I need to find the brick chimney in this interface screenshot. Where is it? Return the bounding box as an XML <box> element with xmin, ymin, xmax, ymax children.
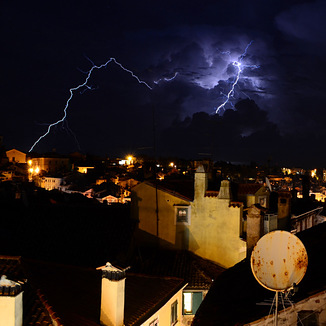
<box><xmin>99</xmin><ymin>263</ymin><xmax>126</xmax><ymax>326</ymax></box>
<box><xmin>0</xmin><ymin>275</ymin><xmax>23</xmax><ymax>326</ymax></box>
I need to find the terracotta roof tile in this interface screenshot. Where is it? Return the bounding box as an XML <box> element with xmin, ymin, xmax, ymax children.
<box><xmin>205</xmin><ymin>190</ymin><xmax>219</xmax><ymax>197</ymax></box>
<box><xmin>22</xmin><ymin>259</ymin><xmax>186</xmax><ymax>326</ymax></box>
<box><xmin>237</xmin><ymin>183</ymin><xmax>264</xmax><ymax>195</ymax></box>
<box><xmin>124</xmin><ymin>274</ymin><xmax>185</xmax><ymax>325</ymax></box>
<box><xmin>131</xmin><ymin>250</ymin><xmax>225</xmax><ymax>290</ymax></box>
<box><xmin>0</xmin><ymin>256</ymin><xmax>55</xmax><ymax>326</ymax></box>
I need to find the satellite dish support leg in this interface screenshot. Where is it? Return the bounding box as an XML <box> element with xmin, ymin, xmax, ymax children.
<box><xmin>275</xmin><ymin>291</ymin><xmax>279</xmax><ymax>326</ymax></box>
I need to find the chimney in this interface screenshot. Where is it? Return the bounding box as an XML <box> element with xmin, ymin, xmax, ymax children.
<box><xmin>218</xmin><ymin>180</ymin><xmax>232</xmax><ymax>200</ymax></box>
<box><xmin>246</xmin><ymin>204</ymin><xmax>265</xmax><ymax>256</ymax></box>
<box><xmin>194</xmin><ymin>165</ymin><xmax>208</xmax><ymax>199</ymax></box>
<box><xmin>0</xmin><ymin>275</ymin><xmax>23</xmax><ymax>326</ymax></box>
<box><xmin>277</xmin><ymin>191</ymin><xmax>291</xmax><ymax>230</ymax></box>
<box><xmin>99</xmin><ymin>263</ymin><xmax>126</xmax><ymax>326</ymax></box>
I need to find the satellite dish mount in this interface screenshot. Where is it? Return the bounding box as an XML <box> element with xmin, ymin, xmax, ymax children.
<box><xmin>250</xmin><ymin>231</ymin><xmax>308</xmax><ymax>325</ymax></box>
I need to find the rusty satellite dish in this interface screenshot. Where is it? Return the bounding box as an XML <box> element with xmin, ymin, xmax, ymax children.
<box><xmin>251</xmin><ymin>230</ymin><xmax>308</xmax><ymax>292</ymax></box>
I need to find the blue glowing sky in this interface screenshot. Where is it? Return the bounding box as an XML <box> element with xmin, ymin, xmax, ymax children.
<box><xmin>1</xmin><ymin>0</ymin><xmax>326</xmax><ymax>166</ymax></box>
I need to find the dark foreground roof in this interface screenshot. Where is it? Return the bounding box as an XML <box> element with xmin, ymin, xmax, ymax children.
<box><xmin>193</xmin><ymin>222</ymin><xmax>326</xmax><ymax>326</ymax></box>
<box><xmin>144</xmin><ymin>179</ymin><xmax>194</xmax><ymax>201</ymax></box>
<box><xmin>23</xmin><ymin>259</ymin><xmax>185</xmax><ymax>326</ymax></box>
<box><xmin>142</xmin><ymin>180</ymin><xmax>265</xmax><ymax>203</ymax></box>
<box><xmin>0</xmin><ymin>256</ymin><xmax>55</xmax><ymax>326</ymax></box>
<box><xmin>130</xmin><ymin>249</ymin><xmax>225</xmax><ymax>290</ymax></box>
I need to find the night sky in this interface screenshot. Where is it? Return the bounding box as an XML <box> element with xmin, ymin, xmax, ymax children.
<box><xmin>2</xmin><ymin>0</ymin><xmax>326</xmax><ymax>167</ymax></box>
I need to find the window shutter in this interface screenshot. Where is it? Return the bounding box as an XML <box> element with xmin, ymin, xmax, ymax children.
<box><xmin>192</xmin><ymin>292</ymin><xmax>203</xmax><ymax>314</ymax></box>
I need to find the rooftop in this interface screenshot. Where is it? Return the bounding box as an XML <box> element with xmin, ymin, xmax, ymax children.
<box><xmin>23</xmin><ymin>259</ymin><xmax>186</xmax><ymax>326</ymax></box>
<box><xmin>0</xmin><ymin>256</ymin><xmax>55</xmax><ymax>326</ymax></box>
<box><xmin>130</xmin><ymin>249</ymin><xmax>225</xmax><ymax>290</ymax></box>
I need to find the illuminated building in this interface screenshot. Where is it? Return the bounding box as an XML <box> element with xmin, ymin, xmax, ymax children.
<box><xmin>131</xmin><ymin>165</ymin><xmax>270</xmax><ymax>268</ymax></box>
<box><xmin>28</xmin><ymin>153</ymin><xmax>70</xmax><ymax>174</ymax></box>
<box><xmin>5</xmin><ymin>149</ymin><xmax>27</xmax><ymax>163</ymax></box>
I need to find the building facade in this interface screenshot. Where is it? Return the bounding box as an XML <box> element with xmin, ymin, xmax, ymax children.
<box><xmin>131</xmin><ymin>166</ymin><xmax>265</xmax><ymax>268</ymax></box>
<box><xmin>6</xmin><ymin>149</ymin><xmax>26</xmax><ymax>163</ymax></box>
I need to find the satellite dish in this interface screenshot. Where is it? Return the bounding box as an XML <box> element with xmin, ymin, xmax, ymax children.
<box><xmin>251</xmin><ymin>230</ymin><xmax>308</xmax><ymax>292</ymax></box>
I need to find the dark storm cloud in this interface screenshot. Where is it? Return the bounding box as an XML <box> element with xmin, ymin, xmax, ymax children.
<box><xmin>124</xmin><ymin>25</ymin><xmax>277</xmax><ymax>118</ymax></box>
<box><xmin>270</xmin><ymin>0</ymin><xmax>326</xmax><ymax>137</ymax></box>
<box><xmin>1</xmin><ymin>0</ymin><xmax>326</xmax><ymax>167</ymax></box>
<box><xmin>159</xmin><ymin>99</ymin><xmax>282</xmax><ymax>162</ymax></box>
<box><xmin>275</xmin><ymin>1</ymin><xmax>326</xmax><ymax>48</ymax></box>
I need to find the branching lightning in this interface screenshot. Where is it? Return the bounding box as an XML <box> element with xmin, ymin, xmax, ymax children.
<box><xmin>29</xmin><ymin>41</ymin><xmax>259</xmax><ymax>151</ymax></box>
<box><xmin>154</xmin><ymin>72</ymin><xmax>179</xmax><ymax>85</ymax></box>
<box><xmin>29</xmin><ymin>58</ymin><xmax>153</xmax><ymax>152</ymax></box>
<box><xmin>215</xmin><ymin>41</ymin><xmax>259</xmax><ymax>115</ymax></box>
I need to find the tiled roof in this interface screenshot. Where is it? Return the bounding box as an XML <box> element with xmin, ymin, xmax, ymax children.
<box><xmin>205</xmin><ymin>190</ymin><xmax>219</xmax><ymax>197</ymax></box>
<box><xmin>23</xmin><ymin>259</ymin><xmax>101</xmax><ymax>326</ymax></box>
<box><xmin>144</xmin><ymin>180</ymin><xmax>265</xmax><ymax>202</ymax></box>
<box><xmin>22</xmin><ymin>259</ymin><xmax>186</xmax><ymax>326</ymax></box>
<box><xmin>124</xmin><ymin>274</ymin><xmax>185</xmax><ymax>325</ymax></box>
<box><xmin>229</xmin><ymin>201</ymin><xmax>243</xmax><ymax>208</ymax></box>
<box><xmin>0</xmin><ymin>256</ymin><xmax>55</xmax><ymax>326</ymax></box>
<box><xmin>130</xmin><ymin>249</ymin><xmax>225</xmax><ymax>290</ymax></box>
<box><xmin>237</xmin><ymin>183</ymin><xmax>264</xmax><ymax>195</ymax></box>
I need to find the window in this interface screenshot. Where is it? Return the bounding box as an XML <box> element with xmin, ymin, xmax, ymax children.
<box><xmin>280</xmin><ymin>198</ymin><xmax>287</xmax><ymax>204</ymax></box>
<box><xmin>183</xmin><ymin>292</ymin><xmax>203</xmax><ymax>315</ymax></box>
<box><xmin>149</xmin><ymin>318</ymin><xmax>158</xmax><ymax>326</ymax></box>
<box><xmin>175</xmin><ymin>206</ymin><xmax>191</xmax><ymax>225</ymax></box>
<box><xmin>258</xmin><ymin>196</ymin><xmax>267</xmax><ymax>207</ymax></box>
<box><xmin>171</xmin><ymin>300</ymin><xmax>178</xmax><ymax>325</ymax></box>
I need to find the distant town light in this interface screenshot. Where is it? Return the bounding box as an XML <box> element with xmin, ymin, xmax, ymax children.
<box><xmin>311</xmin><ymin>169</ymin><xmax>317</xmax><ymax>178</ymax></box>
<box><xmin>126</xmin><ymin>155</ymin><xmax>134</xmax><ymax>165</ymax></box>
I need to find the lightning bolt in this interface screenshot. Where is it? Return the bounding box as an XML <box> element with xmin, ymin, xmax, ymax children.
<box><xmin>29</xmin><ymin>41</ymin><xmax>257</xmax><ymax>151</ymax></box>
<box><xmin>215</xmin><ymin>41</ymin><xmax>259</xmax><ymax>115</ymax></box>
<box><xmin>29</xmin><ymin>58</ymin><xmax>153</xmax><ymax>152</ymax></box>
<box><xmin>154</xmin><ymin>72</ymin><xmax>179</xmax><ymax>85</ymax></box>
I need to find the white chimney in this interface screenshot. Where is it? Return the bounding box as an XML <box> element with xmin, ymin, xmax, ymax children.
<box><xmin>99</xmin><ymin>263</ymin><xmax>126</xmax><ymax>326</ymax></box>
<box><xmin>0</xmin><ymin>275</ymin><xmax>23</xmax><ymax>326</ymax></box>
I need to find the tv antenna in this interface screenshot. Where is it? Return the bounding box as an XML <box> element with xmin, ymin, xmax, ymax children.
<box><xmin>250</xmin><ymin>230</ymin><xmax>308</xmax><ymax>325</ymax></box>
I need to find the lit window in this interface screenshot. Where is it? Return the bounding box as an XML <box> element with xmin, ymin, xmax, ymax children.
<box><xmin>183</xmin><ymin>292</ymin><xmax>202</xmax><ymax>315</ymax></box>
<box><xmin>183</xmin><ymin>293</ymin><xmax>192</xmax><ymax>313</ymax></box>
<box><xmin>175</xmin><ymin>206</ymin><xmax>190</xmax><ymax>225</ymax></box>
<box><xmin>258</xmin><ymin>196</ymin><xmax>266</xmax><ymax>207</ymax></box>
<box><xmin>171</xmin><ymin>300</ymin><xmax>178</xmax><ymax>325</ymax></box>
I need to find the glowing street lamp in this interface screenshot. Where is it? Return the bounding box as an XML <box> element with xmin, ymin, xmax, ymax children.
<box><xmin>126</xmin><ymin>155</ymin><xmax>134</xmax><ymax>165</ymax></box>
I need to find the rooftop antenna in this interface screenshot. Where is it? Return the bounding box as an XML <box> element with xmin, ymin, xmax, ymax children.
<box><xmin>250</xmin><ymin>230</ymin><xmax>308</xmax><ymax>326</ymax></box>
